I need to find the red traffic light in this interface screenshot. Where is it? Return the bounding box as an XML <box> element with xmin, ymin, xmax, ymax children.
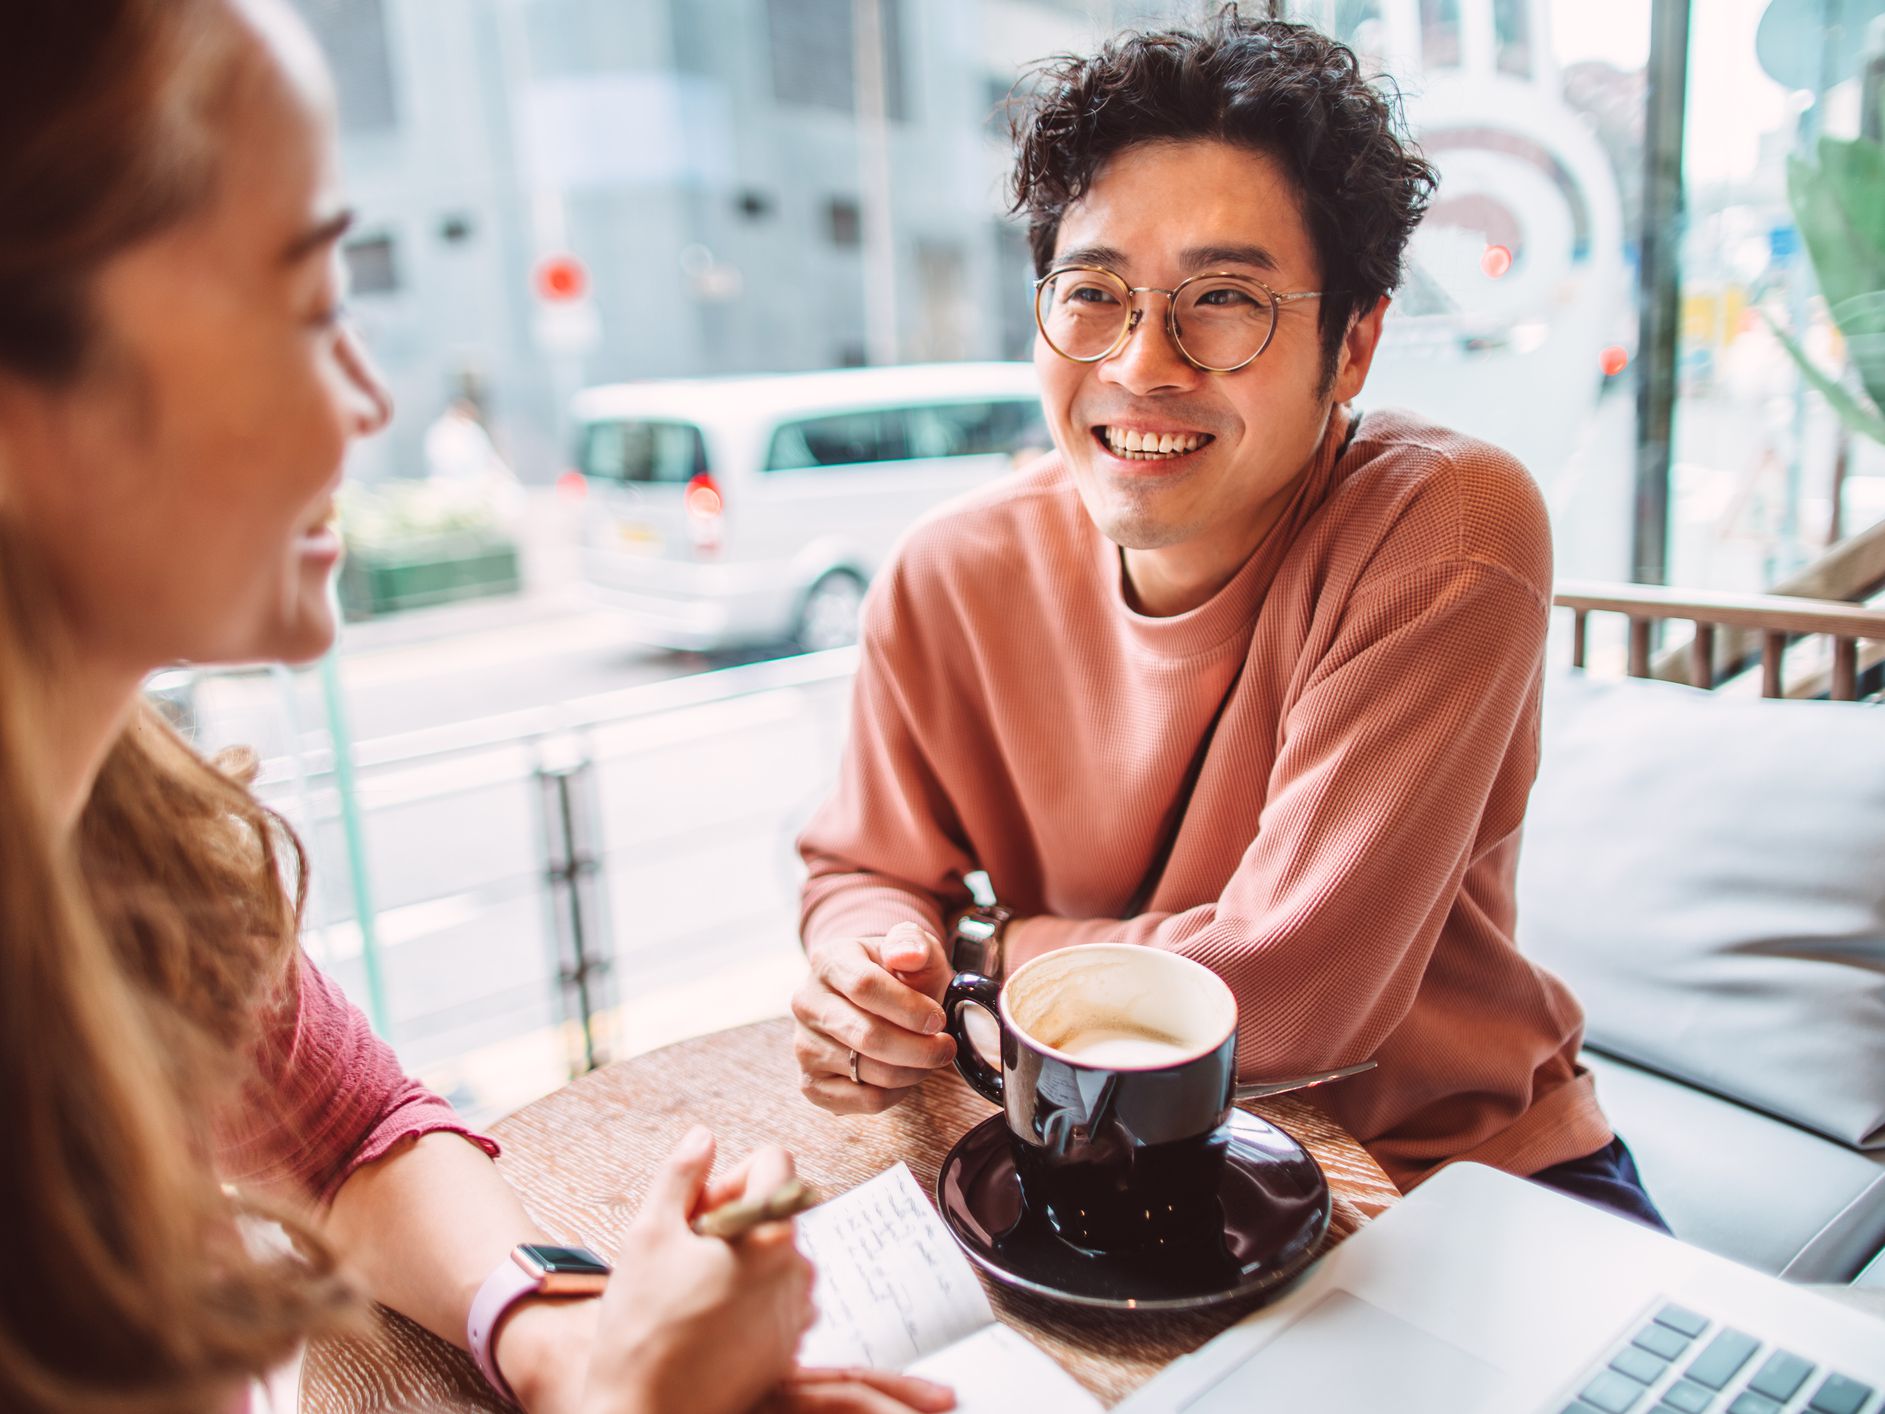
<box><xmin>534</xmin><ymin>254</ymin><xmax>589</xmax><ymax>302</ymax></box>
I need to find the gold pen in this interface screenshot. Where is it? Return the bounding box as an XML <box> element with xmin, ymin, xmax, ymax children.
<box><xmin>690</xmin><ymin>1177</ymin><xmax>820</xmax><ymax>1239</ymax></box>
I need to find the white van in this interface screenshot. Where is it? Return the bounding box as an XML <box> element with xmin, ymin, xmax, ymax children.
<box><xmin>573</xmin><ymin>362</ymin><xmax>1048</xmax><ymax>652</ymax></box>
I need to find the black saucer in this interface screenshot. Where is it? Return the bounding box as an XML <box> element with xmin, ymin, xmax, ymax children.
<box><xmin>935</xmin><ymin>1108</ymin><xmax>1330</xmax><ymax>1312</ymax></box>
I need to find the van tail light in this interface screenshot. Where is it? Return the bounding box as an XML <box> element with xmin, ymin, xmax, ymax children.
<box><xmin>685</xmin><ymin>472</ymin><xmax>724</xmax><ymax>555</ymax></box>
<box><xmin>556</xmin><ymin>469</ymin><xmax>588</xmax><ymax>500</ymax></box>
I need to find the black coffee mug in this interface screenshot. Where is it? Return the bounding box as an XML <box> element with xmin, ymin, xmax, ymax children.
<box><xmin>944</xmin><ymin>944</ymin><xmax>1239</xmax><ymax>1254</ymax></box>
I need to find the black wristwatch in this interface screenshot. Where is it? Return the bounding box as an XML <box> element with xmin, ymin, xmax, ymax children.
<box><xmin>950</xmin><ymin>902</ymin><xmax>1014</xmax><ymax>981</ymax></box>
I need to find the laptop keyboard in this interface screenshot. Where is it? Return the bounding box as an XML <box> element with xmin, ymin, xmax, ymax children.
<box><xmin>1559</xmin><ymin>1302</ymin><xmax>1878</xmax><ymax>1414</ymax></box>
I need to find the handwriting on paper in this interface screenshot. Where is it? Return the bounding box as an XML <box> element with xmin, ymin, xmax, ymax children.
<box><xmin>793</xmin><ymin>1163</ymin><xmax>995</xmax><ymax>1370</ymax></box>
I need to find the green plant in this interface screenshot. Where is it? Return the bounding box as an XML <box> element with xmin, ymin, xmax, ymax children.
<box><xmin>1770</xmin><ymin>92</ymin><xmax>1885</xmax><ymax>445</ymax></box>
<box><xmin>336</xmin><ymin>480</ymin><xmax>510</xmax><ymax>551</ymax></box>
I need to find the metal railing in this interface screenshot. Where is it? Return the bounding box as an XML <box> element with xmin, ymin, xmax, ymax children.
<box><xmin>245</xmin><ymin>649</ymin><xmax>860</xmax><ymax>1113</ymax></box>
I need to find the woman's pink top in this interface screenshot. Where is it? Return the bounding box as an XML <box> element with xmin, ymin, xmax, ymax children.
<box><xmin>217</xmin><ymin>950</ymin><xmax>498</xmax><ymax>1201</ymax></box>
<box><xmin>224</xmin><ymin>952</ymin><xmax>499</xmax><ymax>1412</ymax></box>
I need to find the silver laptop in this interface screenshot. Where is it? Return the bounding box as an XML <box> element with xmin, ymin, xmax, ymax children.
<box><xmin>1117</xmin><ymin>1163</ymin><xmax>1885</xmax><ymax>1414</ymax></box>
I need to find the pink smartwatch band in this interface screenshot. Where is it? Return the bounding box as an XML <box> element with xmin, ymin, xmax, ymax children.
<box><xmin>466</xmin><ymin>1257</ymin><xmax>539</xmax><ymax>1406</ymax></box>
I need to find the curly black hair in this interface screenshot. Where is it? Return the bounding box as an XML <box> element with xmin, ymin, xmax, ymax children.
<box><xmin>1009</xmin><ymin>5</ymin><xmax>1437</xmax><ymax>383</ymax></box>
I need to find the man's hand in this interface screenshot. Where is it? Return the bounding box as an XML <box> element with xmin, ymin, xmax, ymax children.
<box><xmin>793</xmin><ymin>922</ymin><xmax>958</xmax><ymax>1115</ymax></box>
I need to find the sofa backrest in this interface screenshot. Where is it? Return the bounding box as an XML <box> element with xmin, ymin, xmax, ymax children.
<box><xmin>1517</xmin><ymin>667</ymin><xmax>1885</xmax><ymax>1151</ymax></box>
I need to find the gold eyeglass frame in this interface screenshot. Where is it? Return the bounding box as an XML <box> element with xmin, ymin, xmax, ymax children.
<box><xmin>1032</xmin><ymin>265</ymin><xmax>1332</xmax><ymax>374</ymax></box>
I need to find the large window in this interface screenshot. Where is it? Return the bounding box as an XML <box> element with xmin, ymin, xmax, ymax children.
<box><xmin>1664</xmin><ymin>0</ymin><xmax>1885</xmax><ymax>592</ymax></box>
<box><xmin>226</xmin><ymin>0</ymin><xmax>1883</xmax><ymax>1122</ymax></box>
<box><xmin>1297</xmin><ymin>0</ymin><xmax>1650</xmax><ymax>582</ymax></box>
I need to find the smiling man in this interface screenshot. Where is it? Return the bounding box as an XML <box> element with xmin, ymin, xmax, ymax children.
<box><xmin>791</xmin><ymin>12</ymin><xmax>1664</xmax><ymax>1223</ymax></box>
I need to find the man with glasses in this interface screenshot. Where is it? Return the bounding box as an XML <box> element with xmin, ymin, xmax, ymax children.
<box><xmin>791</xmin><ymin>11</ymin><xmax>1664</xmax><ymax>1224</ymax></box>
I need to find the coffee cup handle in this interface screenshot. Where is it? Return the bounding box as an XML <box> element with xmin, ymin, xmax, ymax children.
<box><xmin>943</xmin><ymin>972</ymin><xmax>1004</xmax><ymax>1106</ymax></box>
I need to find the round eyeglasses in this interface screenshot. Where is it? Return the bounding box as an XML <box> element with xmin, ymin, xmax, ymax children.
<box><xmin>1032</xmin><ymin>265</ymin><xmax>1331</xmax><ymax>374</ymax></box>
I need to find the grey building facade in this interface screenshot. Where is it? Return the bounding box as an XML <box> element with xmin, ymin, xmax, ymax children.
<box><xmin>290</xmin><ymin>0</ymin><xmax>1178</xmax><ymax>483</ymax></box>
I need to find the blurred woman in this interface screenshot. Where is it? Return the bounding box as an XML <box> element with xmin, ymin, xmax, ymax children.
<box><xmin>0</xmin><ymin>4</ymin><xmax>950</xmax><ymax>1411</ymax></box>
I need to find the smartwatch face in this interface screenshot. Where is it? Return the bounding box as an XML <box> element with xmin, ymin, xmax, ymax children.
<box><xmin>515</xmin><ymin>1244</ymin><xmax>611</xmax><ymax>1279</ymax></box>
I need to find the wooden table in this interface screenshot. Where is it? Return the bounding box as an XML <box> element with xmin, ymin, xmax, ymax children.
<box><xmin>301</xmin><ymin>1017</ymin><xmax>1399</xmax><ymax>1411</ymax></box>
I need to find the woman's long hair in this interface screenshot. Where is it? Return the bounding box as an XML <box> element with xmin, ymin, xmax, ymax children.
<box><xmin>0</xmin><ymin>3</ymin><xmax>358</xmax><ymax>1408</ymax></box>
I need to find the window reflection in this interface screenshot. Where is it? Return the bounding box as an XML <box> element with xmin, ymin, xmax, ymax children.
<box><xmin>1296</xmin><ymin>0</ymin><xmax>1639</xmax><ymax>582</ymax></box>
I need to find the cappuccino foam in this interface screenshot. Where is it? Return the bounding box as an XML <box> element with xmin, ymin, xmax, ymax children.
<box><xmin>1055</xmin><ymin>1027</ymin><xmax>1194</xmax><ymax>1068</ymax></box>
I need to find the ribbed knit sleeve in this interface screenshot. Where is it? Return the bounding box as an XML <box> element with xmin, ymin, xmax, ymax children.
<box><xmin>799</xmin><ymin>562</ymin><xmax>968</xmax><ymax>950</ymax></box>
<box><xmin>1014</xmin><ymin>556</ymin><xmax>1551</xmax><ymax>1078</ymax></box>
<box><xmin>216</xmin><ymin>953</ymin><xmax>499</xmax><ymax>1206</ymax></box>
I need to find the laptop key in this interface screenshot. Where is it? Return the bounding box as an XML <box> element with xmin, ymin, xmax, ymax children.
<box><xmin>1635</xmin><ymin>1323</ymin><xmax>1694</xmax><ymax>1361</ymax></box>
<box><xmin>1654</xmin><ymin>1304</ymin><xmax>1711</xmax><ymax>1339</ymax></box>
<box><xmin>1683</xmin><ymin>1330</ymin><xmax>1760</xmax><ymax>1390</ymax></box>
<box><xmin>1660</xmin><ymin>1380</ymin><xmax>1716</xmax><ymax>1413</ymax></box>
<box><xmin>1582</xmin><ymin>1369</ymin><xmax>1650</xmax><ymax>1414</ymax></box>
<box><xmin>1726</xmin><ymin>1393</ymin><xmax>1782</xmax><ymax>1414</ymax></box>
<box><xmin>1808</xmin><ymin>1374</ymin><xmax>1876</xmax><ymax>1414</ymax></box>
<box><xmin>1613</xmin><ymin>1346</ymin><xmax>1673</xmax><ymax>1385</ymax></box>
<box><xmin>1746</xmin><ymin>1351</ymin><xmax>1815</xmax><ymax>1404</ymax></box>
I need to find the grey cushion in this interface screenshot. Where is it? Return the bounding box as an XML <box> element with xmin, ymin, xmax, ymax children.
<box><xmin>1518</xmin><ymin>670</ymin><xmax>1885</xmax><ymax>1150</ymax></box>
<box><xmin>1584</xmin><ymin>1051</ymin><xmax>1885</xmax><ymax>1281</ymax></box>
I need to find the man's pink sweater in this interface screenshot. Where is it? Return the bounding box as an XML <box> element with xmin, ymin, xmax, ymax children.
<box><xmin>799</xmin><ymin>406</ymin><xmax>1612</xmax><ymax>1191</ymax></box>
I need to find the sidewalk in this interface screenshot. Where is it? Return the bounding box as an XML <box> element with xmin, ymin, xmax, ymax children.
<box><xmin>337</xmin><ymin>581</ymin><xmax>593</xmax><ymax>657</ymax></box>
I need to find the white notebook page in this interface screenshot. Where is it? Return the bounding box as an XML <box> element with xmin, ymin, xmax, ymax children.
<box><xmin>792</xmin><ymin>1163</ymin><xmax>1101</xmax><ymax>1413</ymax></box>
<box><xmin>794</xmin><ymin>1163</ymin><xmax>994</xmax><ymax>1369</ymax></box>
<box><xmin>907</xmin><ymin>1324</ymin><xmax>1104</xmax><ymax>1414</ymax></box>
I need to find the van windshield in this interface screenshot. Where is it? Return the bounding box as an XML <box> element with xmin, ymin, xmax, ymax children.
<box><xmin>580</xmin><ymin>419</ymin><xmax>707</xmax><ymax>484</ymax></box>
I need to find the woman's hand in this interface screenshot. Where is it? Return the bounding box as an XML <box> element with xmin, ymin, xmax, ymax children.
<box><xmin>765</xmin><ymin>1368</ymin><xmax>957</xmax><ymax>1412</ymax></box>
<box><xmin>495</xmin><ymin>1133</ymin><xmax>957</xmax><ymax>1414</ymax></box>
<box><xmin>576</xmin><ymin>1127</ymin><xmax>816</xmax><ymax>1414</ymax></box>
